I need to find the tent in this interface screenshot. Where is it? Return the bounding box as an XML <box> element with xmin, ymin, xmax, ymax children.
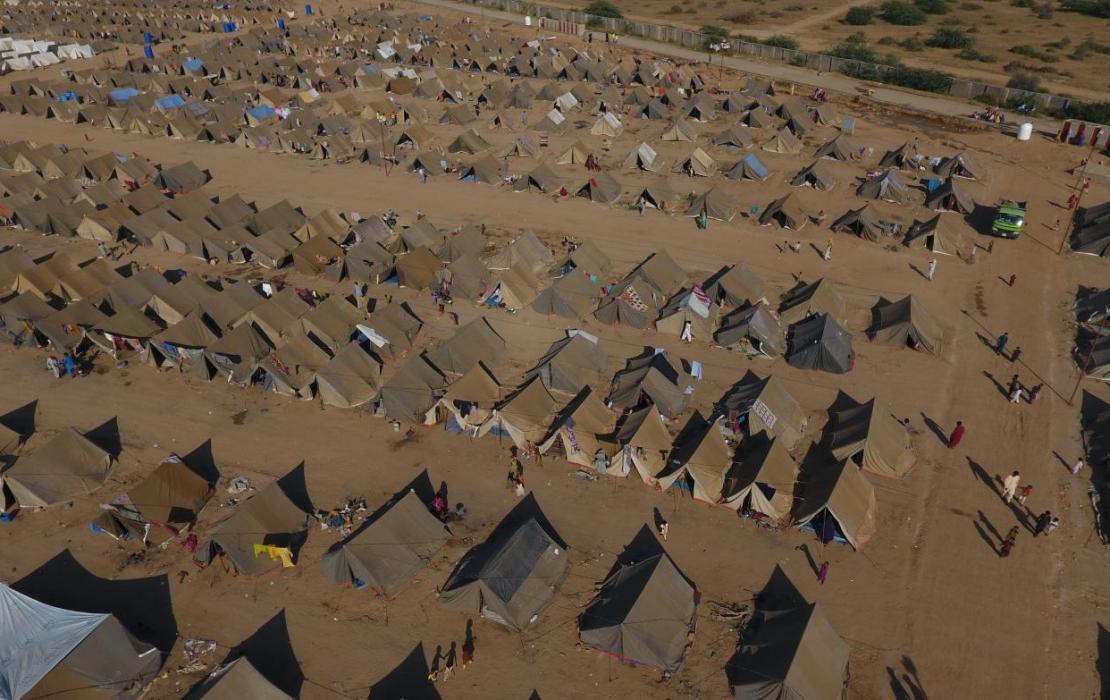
<box><xmin>204</xmin><ymin>324</ymin><xmax>270</xmax><ymax>384</ymax></box>
<box><xmin>458</xmin><ymin>155</ymin><xmax>504</xmax><ymax>184</ymax></box>
<box><xmin>857</xmin><ymin>169</ymin><xmax>912</xmax><ymax>204</ymax></box>
<box><xmin>484</xmin><ymin>231</ymin><xmax>554</xmax><ymax>274</ymax></box>
<box><xmin>703</xmin><ymin>264</ymin><xmax>766</xmax><ymax>307</ymax></box>
<box><xmin>447</xmin><ymin>129</ymin><xmax>491</xmax><ymax>155</ymax></box>
<box><xmin>713</xmin><ymin>125</ymin><xmax>756</xmax><ymax>149</ymax></box>
<box><xmin>186</xmin><ymin>657</ymin><xmax>292</xmax><ymax>700</ymax></box>
<box><xmin>721</xmin><ymin>434</ymin><xmax>798</xmax><ymax>523</ymax></box>
<box><xmin>724</xmin><ymin>153</ymin><xmax>769</xmax><ymax>182</ymax></box>
<box><xmin>590</xmin><ymin>112</ymin><xmax>622</xmax><ymax>137</ymax></box>
<box><xmin>357</xmin><ymin>303</ymin><xmax>423</xmax><ymax>360</ymax></box>
<box><xmin>714</xmin><ymin>303</ymin><xmax>787</xmax><ymax>358</ymax></box>
<box><xmin>436</xmin><ymin>362</ymin><xmax>504</xmax><ymax>432</ymax></box>
<box><xmin>656</xmin><ymin>287</ymin><xmax>716</xmax><ymax>340</ymax></box>
<box><xmin>1072</xmin><ymin>202</ymin><xmax>1110</xmax><ymax>257</ymax></box>
<box><xmin>576</xmin><ymin>171</ymin><xmax>622</xmax><ymax>204</ymax></box>
<box><xmin>622</xmin><ymin>142</ymin><xmax>664</xmax><ymax>172</ymax></box>
<box><xmin>426</xmin><ymin>317</ymin><xmax>507</xmax><ymax>375</ymax></box>
<box><xmin>554</xmin><ymin>140</ymin><xmax>593</xmax><ymax>166</ymax></box>
<box><xmin>905</xmin><ymin>215</ymin><xmax>969</xmax><ymax>257</ymax></box>
<box><xmin>924</xmin><ymin>178</ymin><xmax>975</xmax><ymax>214</ymax></box>
<box><xmin>778</xmin><ymin>279</ymin><xmax>845</xmax><ymax>325</ymax></box>
<box><xmin>253</xmin><ymin>332</ymin><xmax>332</xmax><ymax>399</ymax></box>
<box><xmin>684</xmin><ymin>187</ymin><xmax>737</xmax><ymax>222</ymax></box>
<box><xmin>934</xmin><ymin>150</ymin><xmax>984</xmax><ymax>180</ymax></box>
<box><xmin>762</xmin><ymin>129</ymin><xmax>803</xmax><ymax>155</ymax></box>
<box><xmin>481</xmin><ymin>376</ymin><xmax>560</xmax><ymax>448</ymax></box>
<box><xmin>439</xmin><ymin>495</ymin><xmax>568</xmax><ymax>630</ymax></box>
<box><xmin>608</xmin><ymin>352</ymin><xmax>692</xmax><ymax>419</ymax></box>
<box><xmin>596</xmin><ymin>278</ymin><xmax>665</xmax><ymax>329</ymax></box>
<box><xmin>787</xmin><ymin>314</ymin><xmax>854</xmax><ymax>374</ymax></box>
<box><xmin>870</xmin><ymin>296</ymin><xmax>943</xmax><ymax>354</ymax></box>
<box><xmin>1074</xmin><ymin>286</ymin><xmax>1110</xmax><ymax>327</ymax></box>
<box><xmin>377</xmin><ymin>357</ymin><xmax>446</xmax><ymax>424</ymax></box>
<box><xmin>661</xmin><ymin>119</ymin><xmax>699</xmax><ymax>142</ymax></box>
<box><xmin>533</xmin><ymin>272</ymin><xmax>600</xmax><ymax>320</ymax></box>
<box><xmin>0</xmin><ymin>583</ymin><xmax>162</xmax><ymax>700</ymax></box>
<box><xmin>830</xmin><ymin>203</ymin><xmax>909</xmax><ymax>242</ymax></box>
<box><xmin>729</xmin><ymin>601</ymin><xmax>849</xmax><ymax>700</ymax></box>
<box><xmin>323</xmin><ymin>490</ymin><xmax>450</xmax><ymax>597</ymax></box>
<box><xmin>297</xmin><ymin>295</ymin><xmax>361</xmax><ymax>354</ymax></box>
<box><xmin>526</xmin><ymin>332</ymin><xmax>609</xmax><ymax>395</ymax></box>
<box><xmin>314</xmin><ymin>341</ymin><xmax>382</xmax><ymax>408</ymax></box>
<box><xmin>559</xmin><ymin>240</ymin><xmax>612</xmax><ymax>278</ymax></box>
<box><xmin>154</xmin><ymin>161</ymin><xmax>208</xmax><ymax>193</ymax></box>
<box><xmin>394</xmin><ymin>247</ymin><xmax>445</xmax><ymax>289</ymax></box>
<box><xmin>716</xmin><ymin>372</ymin><xmax>807</xmax><ymax>450</ymax></box>
<box><xmin>578</xmin><ymin>531</ymin><xmax>697</xmax><ymax>673</ymax></box>
<box><xmin>880</xmin><ymin>142</ymin><xmax>924</xmax><ymax>170</ymax></box>
<box><xmin>610</xmin><ymin>405</ymin><xmax>673</xmax><ymax>483</ymax></box>
<box><xmin>657</xmin><ymin>413</ymin><xmax>733</xmax><ymax>504</ymax></box>
<box><xmin>825</xmin><ymin>396</ymin><xmax>916</xmax><ymax>478</ymax></box>
<box><xmin>790</xmin><ymin>161</ymin><xmax>837</xmax><ymax>191</ymax></box>
<box><xmin>626</xmin><ymin>250</ymin><xmax>687</xmax><ymax>297</ymax></box>
<box><xmin>440</xmin><ymin>254</ymin><xmax>492</xmax><ymax>300</ymax></box>
<box><xmin>539</xmin><ymin>386</ymin><xmax>617</xmax><ymax>468</ymax></box>
<box><xmin>94</xmin><ymin>453</ymin><xmax>213</xmax><ymax>540</ymax></box>
<box><xmin>759</xmin><ymin>194</ymin><xmax>810</xmax><ymax>230</ymax></box>
<box><xmin>676</xmin><ymin>147</ymin><xmax>717</xmax><ymax>177</ymax></box>
<box><xmin>814</xmin><ymin>134</ymin><xmax>859</xmax><ymax>161</ymax></box>
<box><xmin>2</xmin><ymin>428</ymin><xmax>113</xmax><ymax>508</ymax></box>
<box><xmin>793</xmin><ymin>458</ymin><xmax>877</xmax><ymax>549</ymax></box>
<box><xmin>194</xmin><ymin>468</ymin><xmax>310</xmax><ymax>575</ymax></box>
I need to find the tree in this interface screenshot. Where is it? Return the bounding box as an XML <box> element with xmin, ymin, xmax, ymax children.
<box><xmin>763</xmin><ymin>35</ymin><xmax>800</xmax><ymax>50</ymax></box>
<box><xmin>881</xmin><ymin>0</ymin><xmax>928</xmax><ymax>24</ymax></box>
<box><xmin>584</xmin><ymin>0</ymin><xmax>623</xmax><ymax>18</ymax></box>
<box><xmin>845</xmin><ymin>6</ymin><xmax>876</xmax><ymax>23</ymax></box>
<box><xmin>915</xmin><ymin>0</ymin><xmax>950</xmax><ymax>13</ymax></box>
<box><xmin>926</xmin><ymin>27</ymin><xmax>973</xmax><ymax>48</ymax></box>
<box><xmin>1006</xmin><ymin>71</ymin><xmax>1042</xmax><ymax>91</ymax></box>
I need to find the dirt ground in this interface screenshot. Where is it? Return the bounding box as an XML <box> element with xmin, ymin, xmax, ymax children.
<box><xmin>539</xmin><ymin>0</ymin><xmax>1110</xmax><ymax>97</ymax></box>
<box><xmin>2</xmin><ymin>3</ymin><xmax>1110</xmax><ymax>698</ymax></box>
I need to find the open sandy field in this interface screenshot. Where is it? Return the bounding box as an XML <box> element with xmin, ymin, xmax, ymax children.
<box><xmin>539</xmin><ymin>0</ymin><xmax>1110</xmax><ymax>97</ymax></box>
<box><xmin>1</xmin><ymin>2</ymin><xmax>1109</xmax><ymax>699</ymax></box>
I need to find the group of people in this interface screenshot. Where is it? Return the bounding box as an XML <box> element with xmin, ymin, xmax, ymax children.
<box><xmin>46</xmin><ymin>352</ymin><xmax>81</xmax><ymax>379</ymax></box>
<box><xmin>1006</xmin><ymin>373</ymin><xmax>1043</xmax><ymax>405</ymax></box>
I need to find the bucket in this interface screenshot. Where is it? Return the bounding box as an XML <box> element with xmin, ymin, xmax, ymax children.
<box><xmin>305</xmin><ymin>3</ymin><xmax>312</xmax><ymax>14</ymax></box>
<box><xmin>1017</xmin><ymin>122</ymin><xmax>1033</xmax><ymax>141</ymax></box>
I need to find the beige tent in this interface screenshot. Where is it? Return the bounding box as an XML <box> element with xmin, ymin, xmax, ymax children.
<box><xmin>540</xmin><ymin>386</ymin><xmax>616</xmax><ymax>468</ymax></box>
<box><xmin>661</xmin><ymin>119</ymin><xmax>699</xmax><ymax>142</ymax></box>
<box><xmin>378</xmin><ymin>357</ymin><xmax>446</xmax><ymax>424</ymax></box>
<box><xmin>684</xmin><ymin>187</ymin><xmax>737</xmax><ymax>222</ymax></box>
<box><xmin>622</xmin><ymin>142</ymin><xmax>664</xmax><ymax>172</ymax></box>
<box><xmin>870</xmin><ymin>295</ymin><xmax>943</xmax><ymax>354</ymax></box>
<box><xmin>94</xmin><ymin>453</ymin><xmax>213</xmax><ymax>540</ymax></box>
<box><xmin>357</xmin><ymin>303</ymin><xmax>423</xmax><ymax>361</ymax></box>
<box><xmin>481</xmin><ymin>376</ymin><xmax>561</xmax><ymax>448</ymax></box>
<box><xmin>484</xmin><ymin>231</ymin><xmax>555</xmax><ymax>274</ymax></box>
<box><xmin>762</xmin><ymin>129</ymin><xmax>803</xmax><ymax>155</ymax></box>
<box><xmin>426</xmin><ymin>317</ymin><xmax>507</xmax><ymax>376</ymax></box>
<box><xmin>394</xmin><ymin>247</ymin><xmax>444</xmax><ymax>289</ymax></box>
<box><xmin>526</xmin><ymin>332</ymin><xmax>608</xmax><ymax>395</ymax></box>
<box><xmin>3</xmin><ymin>428</ymin><xmax>113</xmax><ymax>508</ymax></box>
<box><xmin>759</xmin><ymin>194</ymin><xmax>810</xmax><ymax>230</ymax></box>
<box><xmin>794</xmin><ymin>459</ymin><xmax>877</xmax><ymax>549</ymax></box>
<box><xmin>298</xmin><ymin>295</ymin><xmax>361</xmax><ymax>354</ymax></box>
<box><xmin>436</xmin><ymin>362</ymin><xmax>504</xmax><ymax>432</ymax></box>
<box><xmin>826</xmin><ymin>396</ymin><xmax>915</xmax><ymax>479</ymax></box>
<box><xmin>533</xmin><ymin>271</ymin><xmax>600</xmax><ymax>320</ymax></box>
<box><xmin>204</xmin><ymin>324</ymin><xmax>271</xmax><ymax>384</ymax></box>
<box><xmin>186</xmin><ymin>657</ymin><xmax>292</xmax><ymax>699</ymax></box>
<box><xmin>703</xmin><ymin>264</ymin><xmax>766</xmax><ymax>307</ymax></box>
<box><xmin>716</xmin><ymin>372</ymin><xmax>807</xmax><ymax>451</ymax></box>
<box><xmin>608</xmin><ymin>352</ymin><xmax>692</xmax><ymax>420</ymax></box>
<box><xmin>721</xmin><ymin>434</ymin><xmax>798</xmax><ymax>524</ymax></box>
<box><xmin>905</xmin><ymin>215</ymin><xmax>969</xmax><ymax>257</ymax></box>
<box><xmin>555</xmin><ymin>140</ymin><xmax>593</xmax><ymax>166</ymax></box>
<box><xmin>656</xmin><ymin>287</ymin><xmax>716</xmax><ymax>340</ymax></box>
<box><xmin>676</xmin><ymin>147</ymin><xmax>717</xmax><ymax>177</ymax></box>
<box><xmin>610</xmin><ymin>404</ymin><xmax>674</xmax><ymax>483</ymax></box>
<box><xmin>778</xmin><ymin>279</ymin><xmax>845</xmax><ymax>325</ymax></box>
<box><xmin>254</xmin><ymin>332</ymin><xmax>332</xmax><ymax>399</ymax></box>
<box><xmin>314</xmin><ymin>341</ymin><xmax>382</xmax><ymax>408</ymax></box>
<box><xmin>657</xmin><ymin>413</ymin><xmax>733</xmax><ymax>504</ymax></box>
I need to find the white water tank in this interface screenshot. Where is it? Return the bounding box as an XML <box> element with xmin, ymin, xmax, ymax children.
<box><xmin>524</xmin><ymin>15</ymin><xmax>532</xmax><ymax>26</ymax></box>
<box><xmin>1017</xmin><ymin>122</ymin><xmax>1033</xmax><ymax>141</ymax></box>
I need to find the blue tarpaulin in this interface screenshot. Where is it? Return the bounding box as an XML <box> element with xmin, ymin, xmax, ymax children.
<box><xmin>222</xmin><ymin>22</ymin><xmax>237</xmax><ymax>33</ymax></box>
<box><xmin>186</xmin><ymin>102</ymin><xmax>209</xmax><ymax>117</ymax></box>
<box><xmin>57</xmin><ymin>91</ymin><xmax>78</xmax><ymax>102</ymax></box>
<box><xmin>143</xmin><ymin>32</ymin><xmax>154</xmax><ymax>44</ymax></box>
<box><xmin>155</xmin><ymin>94</ymin><xmax>186</xmax><ymax>111</ymax></box>
<box><xmin>109</xmin><ymin>87</ymin><xmax>140</xmax><ymax>103</ymax></box>
<box><xmin>742</xmin><ymin>153</ymin><xmax>769</xmax><ymax>180</ymax></box>
<box><xmin>184</xmin><ymin>58</ymin><xmax>204</xmax><ymax>72</ymax></box>
<box><xmin>305</xmin><ymin>4</ymin><xmax>313</xmax><ymax>14</ymax></box>
<box><xmin>277</xmin><ymin>18</ymin><xmax>286</xmax><ymax>29</ymax></box>
<box><xmin>143</xmin><ymin>45</ymin><xmax>154</xmax><ymax>59</ymax></box>
<box><xmin>246</xmin><ymin>104</ymin><xmax>276</xmax><ymax>121</ymax></box>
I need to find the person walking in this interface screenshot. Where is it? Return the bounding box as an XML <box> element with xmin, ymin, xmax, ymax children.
<box><xmin>1007</xmin><ymin>374</ymin><xmax>1020</xmax><ymax>396</ymax></box>
<box><xmin>680</xmin><ymin>320</ymin><xmax>693</xmax><ymax>343</ymax></box>
<box><xmin>1045</xmin><ymin>516</ymin><xmax>1059</xmax><ymax>535</ymax></box>
<box><xmin>817</xmin><ymin>561</ymin><xmax>829</xmax><ymax>585</ymax></box>
<box><xmin>1028</xmin><ymin>384</ymin><xmax>1042</xmax><ymax>403</ymax></box>
<box><xmin>1009</xmin><ymin>386</ymin><xmax>1024</xmax><ymax>404</ymax></box>
<box><xmin>994</xmin><ymin>332</ymin><xmax>1009</xmax><ymax>356</ymax></box>
<box><xmin>823</xmin><ymin>242</ymin><xmax>832</xmax><ymax>261</ymax></box>
<box><xmin>1070</xmin><ymin>458</ymin><xmax>1085</xmax><ymax>476</ymax></box>
<box><xmin>462</xmin><ymin>619</ymin><xmax>475</xmax><ymax>669</ymax></box>
<box><xmin>927</xmin><ymin>258</ymin><xmax>937</xmax><ymax>280</ymax></box>
<box><xmin>1016</xmin><ymin>484</ymin><xmax>1033</xmax><ymax>506</ymax></box>
<box><xmin>1002</xmin><ymin>471</ymin><xmax>1021</xmax><ymax>503</ymax></box>
<box><xmin>1010</xmin><ymin>346</ymin><xmax>1022</xmax><ymax>364</ymax></box>
<box><xmin>1033</xmin><ymin>511</ymin><xmax>1052</xmax><ymax>536</ymax></box>
<box><xmin>948</xmin><ymin>421</ymin><xmax>966</xmax><ymax>448</ymax></box>
<box><xmin>999</xmin><ymin>526</ymin><xmax>1019</xmax><ymax>557</ymax></box>
<box><xmin>658</xmin><ymin>517</ymin><xmax>669</xmax><ymax>541</ymax></box>
<box><xmin>1007</xmin><ymin>273</ymin><xmax>1017</xmax><ymax>287</ymax></box>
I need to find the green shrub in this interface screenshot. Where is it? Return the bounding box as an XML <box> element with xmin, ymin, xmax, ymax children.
<box><xmin>927</xmin><ymin>27</ymin><xmax>973</xmax><ymax>47</ymax></box>
<box><xmin>1006</xmin><ymin>71</ymin><xmax>1042</xmax><ymax>91</ymax></box>
<box><xmin>724</xmin><ymin>9</ymin><xmax>759</xmax><ymax>22</ymax></box>
<box><xmin>1060</xmin><ymin>0</ymin><xmax>1110</xmax><ymax>15</ymax></box>
<box><xmin>915</xmin><ymin>0</ymin><xmax>950</xmax><ymax>13</ymax></box>
<box><xmin>763</xmin><ymin>34</ymin><xmax>800</xmax><ymax>49</ymax></box>
<box><xmin>960</xmin><ymin>2</ymin><xmax>983</xmax><ymax>8</ymax></box>
<box><xmin>828</xmin><ymin>41</ymin><xmax>881</xmax><ymax>62</ymax></box>
<box><xmin>1052</xmin><ymin>101</ymin><xmax>1110</xmax><ymax>122</ymax></box>
<box><xmin>700</xmin><ymin>24</ymin><xmax>729</xmax><ymax>49</ymax></box>
<box><xmin>584</xmin><ymin>0</ymin><xmax>623</xmax><ymax>17</ymax></box>
<box><xmin>958</xmin><ymin>47</ymin><xmax>997</xmax><ymax>61</ymax></box>
<box><xmin>881</xmin><ymin>1</ymin><xmax>928</xmax><ymax>23</ymax></box>
<box><xmin>1011</xmin><ymin>44</ymin><xmax>1058</xmax><ymax>61</ymax></box>
<box><xmin>1010</xmin><ymin>0</ymin><xmax>1034</xmax><ymax>6</ymax></box>
<box><xmin>900</xmin><ymin>36</ymin><xmax>926</xmax><ymax>49</ymax></box>
<box><xmin>845</xmin><ymin>5</ymin><xmax>876</xmax><ymax>23</ymax></box>
<box><xmin>877</xmin><ymin>35</ymin><xmax>897</xmax><ymax>44</ymax></box>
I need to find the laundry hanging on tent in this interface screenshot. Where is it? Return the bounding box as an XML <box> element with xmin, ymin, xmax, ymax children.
<box><xmin>252</xmin><ymin>543</ymin><xmax>295</xmax><ymax>567</ymax></box>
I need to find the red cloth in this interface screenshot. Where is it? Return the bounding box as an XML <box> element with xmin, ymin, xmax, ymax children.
<box><xmin>948</xmin><ymin>425</ymin><xmax>966</xmax><ymax>448</ymax></box>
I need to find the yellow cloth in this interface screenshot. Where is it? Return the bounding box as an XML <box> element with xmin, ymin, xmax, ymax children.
<box><xmin>252</xmin><ymin>543</ymin><xmax>295</xmax><ymax>568</ymax></box>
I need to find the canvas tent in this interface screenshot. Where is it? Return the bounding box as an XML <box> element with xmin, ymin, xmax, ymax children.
<box><xmin>759</xmin><ymin>194</ymin><xmax>810</xmax><ymax>230</ymax></box>
<box><xmin>656</xmin><ymin>287</ymin><xmax>716</xmax><ymax>340</ymax></box>
<box><xmin>533</xmin><ymin>272</ymin><xmax>600</xmax><ymax>320</ymax></box>
<box><xmin>2</xmin><ymin>428</ymin><xmax>113</xmax><ymax>508</ymax></box>
<box><xmin>825</xmin><ymin>396</ymin><xmax>915</xmax><ymax>478</ymax></box>
<box><xmin>721</xmin><ymin>434</ymin><xmax>798</xmax><ymax>524</ymax></box>
<box><xmin>526</xmin><ymin>332</ymin><xmax>608</xmax><ymax>395</ymax></box>
<box><xmin>323</xmin><ymin>490</ymin><xmax>450</xmax><ymax>597</ymax></box>
<box><xmin>790</xmin><ymin>161</ymin><xmax>837</xmax><ymax>191</ymax></box>
<box><xmin>857</xmin><ymin>169</ymin><xmax>912</xmax><ymax>204</ymax></box>
<box><xmin>539</xmin><ymin>386</ymin><xmax>616</xmax><ymax>468</ymax></box>
<box><xmin>608</xmin><ymin>352</ymin><xmax>692</xmax><ymax>419</ymax></box>
<box><xmin>436</xmin><ymin>362</ymin><xmax>504</xmax><ymax>433</ymax></box>
<box><xmin>715</xmin><ymin>372</ymin><xmax>808</xmax><ymax>451</ymax></box>
<box><xmin>657</xmin><ymin>413</ymin><xmax>733</xmax><ymax>504</ymax></box>
<box><xmin>684</xmin><ymin>187</ymin><xmax>737</xmax><ymax>222</ymax></box>
<box><xmin>934</xmin><ymin>150</ymin><xmax>984</xmax><ymax>180</ymax></box>
<box><xmin>924</xmin><ymin>178</ymin><xmax>975</xmax><ymax>214</ymax></box>
<box><xmin>609</xmin><ymin>405</ymin><xmax>674</xmax><ymax>483</ymax></box>
<box><xmin>703</xmin><ymin>264</ymin><xmax>767</xmax><ymax>307</ymax></box>
<box><xmin>314</xmin><ymin>341</ymin><xmax>382</xmax><ymax>408</ymax></box>
<box><xmin>426</xmin><ymin>317</ymin><xmax>507</xmax><ymax>375</ymax></box>
<box><xmin>94</xmin><ymin>453</ymin><xmax>213</xmax><ymax>540</ymax></box>
<box><xmin>377</xmin><ymin>357</ymin><xmax>446</xmax><ymax>424</ymax></box>
<box><xmin>481</xmin><ymin>376</ymin><xmax>561</xmax><ymax>448</ymax></box>
<box><xmin>778</xmin><ymin>279</ymin><xmax>845</xmax><ymax>325</ymax></box>
<box><xmin>0</xmin><ymin>583</ymin><xmax>162</xmax><ymax>700</ymax></box>
<box><xmin>729</xmin><ymin>599</ymin><xmax>849</xmax><ymax>700</ymax></box>
<box><xmin>905</xmin><ymin>215</ymin><xmax>968</xmax><ymax>257</ymax></box>
<box><xmin>870</xmin><ymin>296</ymin><xmax>943</xmax><ymax>354</ymax></box>
<box><xmin>794</xmin><ymin>458</ymin><xmax>876</xmax><ymax>548</ymax></box>
<box><xmin>186</xmin><ymin>657</ymin><xmax>291</xmax><ymax>700</ymax></box>
<box><xmin>622</xmin><ymin>142</ymin><xmax>664</xmax><ymax>172</ymax></box>
<box><xmin>714</xmin><ymin>303</ymin><xmax>787</xmax><ymax>358</ymax></box>
<box><xmin>578</xmin><ymin>532</ymin><xmax>698</xmax><ymax>673</ymax></box>
<box><xmin>439</xmin><ymin>495</ymin><xmax>568</xmax><ymax>630</ymax></box>
<box><xmin>787</xmin><ymin>314</ymin><xmax>854</xmax><ymax>374</ymax></box>
<box><xmin>194</xmin><ymin>469</ymin><xmax>310</xmax><ymax>575</ymax></box>
<box><xmin>595</xmin><ymin>278</ymin><xmax>665</xmax><ymax>329</ymax></box>
<box><xmin>576</xmin><ymin>171</ymin><xmax>622</xmax><ymax>204</ymax></box>
<box><xmin>724</xmin><ymin>153</ymin><xmax>769</xmax><ymax>182</ymax></box>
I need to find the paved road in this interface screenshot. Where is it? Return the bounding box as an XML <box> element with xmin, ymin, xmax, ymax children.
<box><xmin>410</xmin><ymin>0</ymin><xmax>1050</xmax><ymax>128</ymax></box>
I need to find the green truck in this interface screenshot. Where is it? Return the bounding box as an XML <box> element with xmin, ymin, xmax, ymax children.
<box><xmin>991</xmin><ymin>201</ymin><xmax>1027</xmax><ymax>239</ymax></box>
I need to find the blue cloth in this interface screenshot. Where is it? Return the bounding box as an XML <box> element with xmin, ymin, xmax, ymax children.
<box><xmin>57</xmin><ymin>91</ymin><xmax>78</xmax><ymax>103</ymax></box>
<box><xmin>63</xmin><ymin>355</ymin><xmax>75</xmax><ymax>377</ymax></box>
<box><xmin>247</xmin><ymin>104</ymin><xmax>276</xmax><ymax>121</ymax></box>
<box><xmin>184</xmin><ymin>58</ymin><xmax>204</xmax><ymax>72</ymax></box>
<box><xmin>155</xmin><ymin>94</ymin><xmax>185</xmax><ymax>110</ymax></box>
<box><xmin>110</xmin><ymin>87</ymin><xmax>139</xmax><ymax>102</ymax></box>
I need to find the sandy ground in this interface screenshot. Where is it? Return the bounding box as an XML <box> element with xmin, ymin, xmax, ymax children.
<box><xmin>2</xmin><ymin>6</ymin><xmax>1110</xmax><ymax>699</ymax></box>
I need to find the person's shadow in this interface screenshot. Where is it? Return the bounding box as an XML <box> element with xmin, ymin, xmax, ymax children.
<box><xmin>974</xmin><ymin>510</ymin><xmax>1002</xmax><ymax>555</ymax></box>
<box><xmin>908</xmin><ymin>263</ymin><xmax>928</xmax><ymax>279</ymax></box>
<box><xmin>974</xmin><ymin>332</ymin><xmax>998</xmax><ymax>352</ymax></box>
<box><xmin>966</xmin><ymin>458</ymin><xmax>999</xmax><ymax>496</ymax></box>
<box><xmin>919</xmin><ymin>413</ymin><xmax>949</xmax><ymax>446</ymax></box>
<box><xmin>1051</xmin><ymin>451</ymin><xmax>1072</xmax><ymax>471</ymax></box>
<box><xmin>795</xmin><ymin>543</ymin><xmax>820</xmax><ymax>578</ymax></box>
<box><xmin>981</xmin><ymin>370</ymin><xmax>1010</xmax><ymax>399</ymax></box>
<box><xmin>652</xmin><ymin>507</ymin><xmax>667</xmax><ymax>534</ymax></box>
<box><xmin>809</xmin><ymin>242</ymin><xmax>825</xmax><ymax>259</ymax></box>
